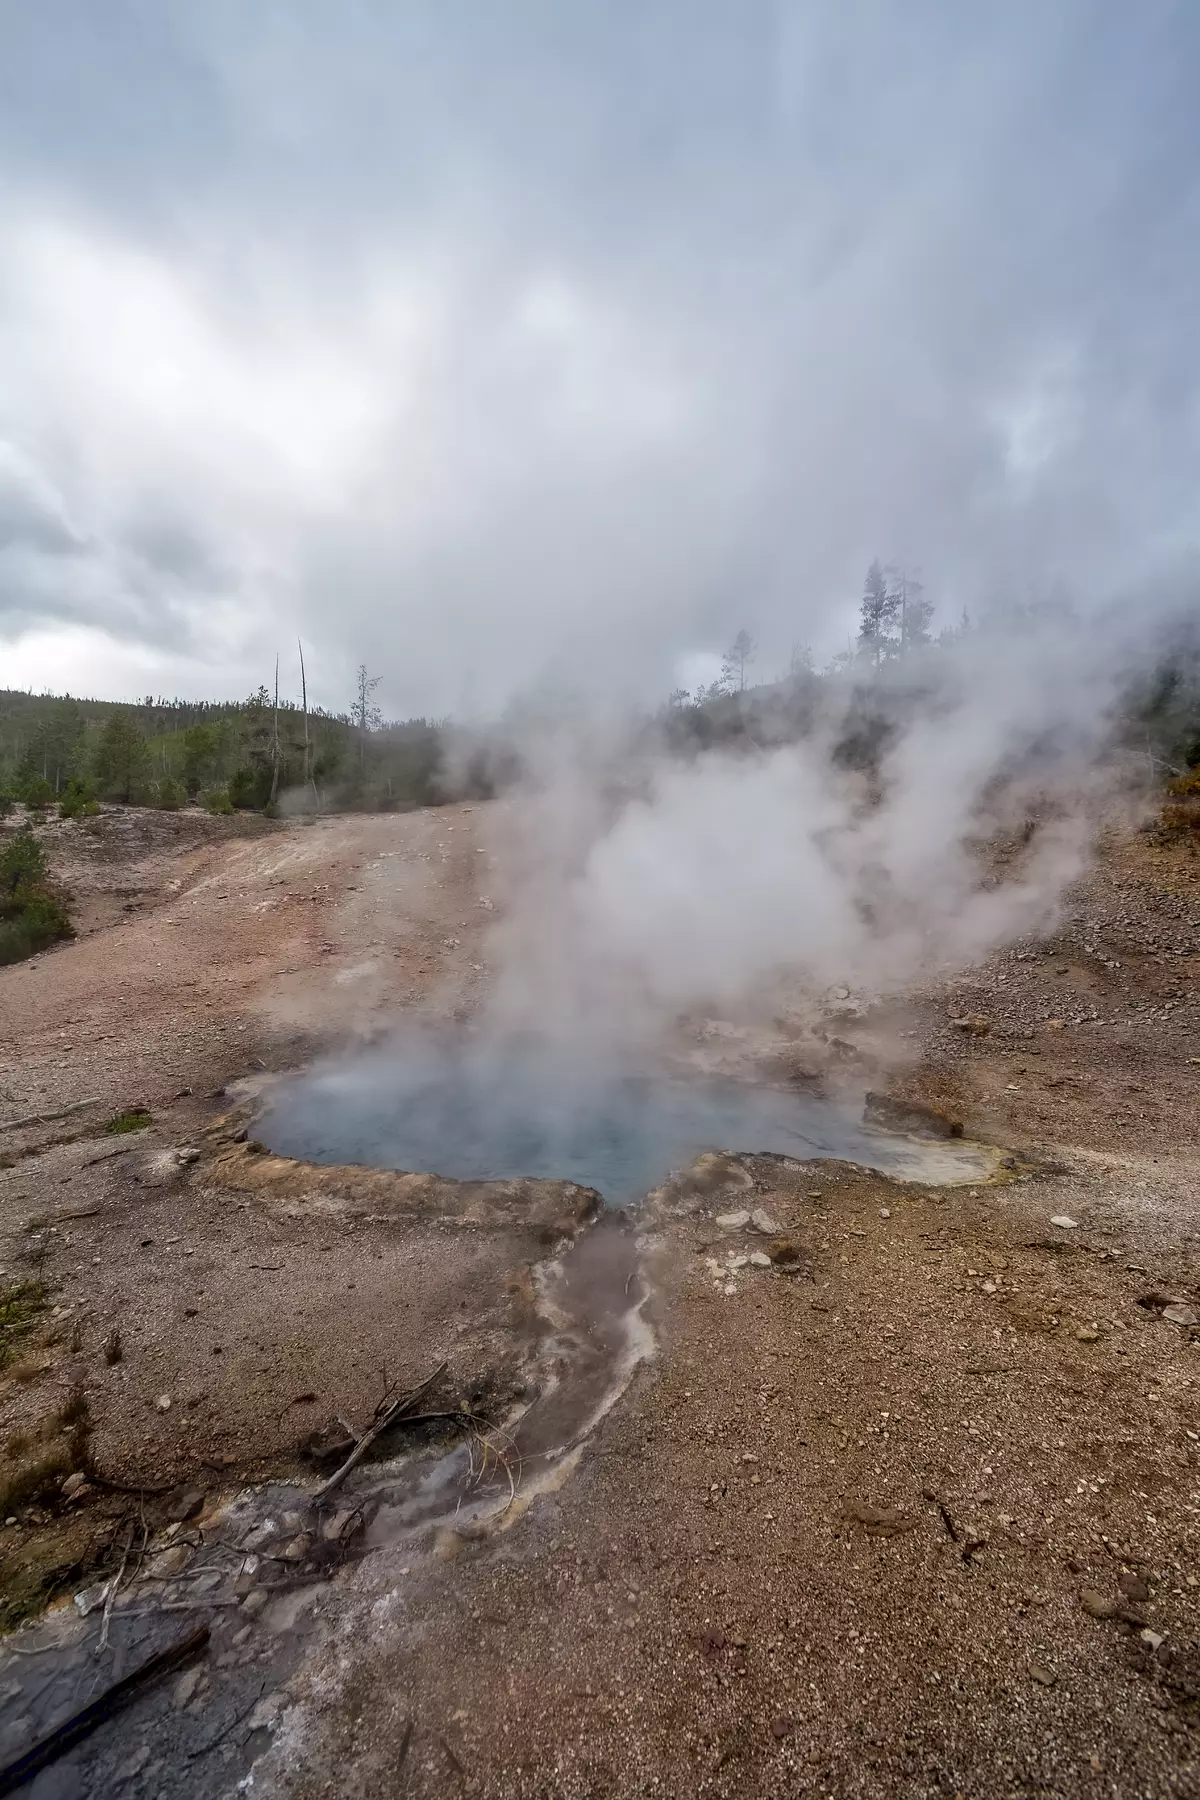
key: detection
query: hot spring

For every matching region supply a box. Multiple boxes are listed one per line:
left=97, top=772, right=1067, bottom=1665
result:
left=257, top=1034, right=997, bottom=1198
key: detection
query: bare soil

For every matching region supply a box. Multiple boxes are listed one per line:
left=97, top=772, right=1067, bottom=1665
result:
left=0, top=800, right=1197, bottom=1798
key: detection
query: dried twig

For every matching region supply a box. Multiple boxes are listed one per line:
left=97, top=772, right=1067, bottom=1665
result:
left=313, top=1362, right=448, bottom=1503
left=95, top=1521, right=134, bottom=1657
left=0, top=1626, right=208, bottom=1796
left=0, top=1098, right=100, bottom=1134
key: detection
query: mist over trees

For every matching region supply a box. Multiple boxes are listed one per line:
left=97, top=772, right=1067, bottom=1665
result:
left=0, top=562, right=1197, bottom=822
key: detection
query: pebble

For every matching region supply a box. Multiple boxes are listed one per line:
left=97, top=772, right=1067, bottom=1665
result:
left=716, top=1211, right=750, bottom=1231
left=1119, top=1571, right=1151, bottom=1603
left=61, top=1470, right=88, bottom=1499
left=1049, top=1216, right=1079, bottom=1230
left=1075, top=1325, right=1100, bottom=1342
left=1140, top=1628, right=1165, bottom=1651
left=750, top=1208, right=780, bottom=1235
left=1162, top=1302, right=1198, bottom=1328
left=1029, top=1663, right=1057, bottom=1687
left=173, top=1665, right=205, bottom=1708
left=748, top=1251, right=772, bottom=1268
left=1080, top=1588, right=1116, bottom=1619
left=155, top=1393, right=172, bottom=1411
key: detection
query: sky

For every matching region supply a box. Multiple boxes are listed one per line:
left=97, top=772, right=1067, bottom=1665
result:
left=0, top=2, right=1198, bottom=718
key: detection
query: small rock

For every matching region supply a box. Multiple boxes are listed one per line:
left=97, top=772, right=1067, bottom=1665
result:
left=1029, top=1663, right=1057, bottom=1687
left=1119, top=1571, right=1151, bottom=1603
left=155, top=1393, right=172, bottom=1412
left=149, top=1543, right=192, bottom=1578
left=115, top=1746, right=151, bottom=1780
left=279, top=1532, right=313, bottom=1563
left=950, top=1014, right=991, bottom=1034
left=61, top=1470, right=89, bottom=1499
left=770, top=1716, right=794, bottom=1739
left=715, top=1211, right=750, bottom=1231
left=1080, top=1588, right=1116, bottom=1619
left=750, top=1208, right=780, bottom=1235
left=166, top=1488, right=206, bottom=1523
left=1049, top=1216, right=1078, bottom=1230
left=1075, top=1325, right=1100, bottom=1342
left=433, top=1527, right=463, bottom=1562
left=321, top=1507, right=362, bottom=1543
left=981, top=1280, right=998, bottom=1296
left=1140, top=1628, right=1165, bottom=1651
left=173, top=1665, right=205, bottom=1708
left=879, top=1207, right=891, bottom=1219
left=241, top=1589, right=269, bottom=1616
left=1162, top=1302, right=1199, bottom=1328
left=748, top=1251, right=772, bottom=1268
left=175, top=1147, right=202, bottom=1164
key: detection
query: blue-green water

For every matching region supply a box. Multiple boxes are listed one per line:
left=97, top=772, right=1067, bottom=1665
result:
left=258, top=1036, right=993, bottom=1200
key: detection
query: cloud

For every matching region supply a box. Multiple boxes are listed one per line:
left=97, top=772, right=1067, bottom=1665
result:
left=0, top=3, right=1197, bottom=710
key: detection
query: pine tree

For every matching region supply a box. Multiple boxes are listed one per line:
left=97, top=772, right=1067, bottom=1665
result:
left=94, top=709, right=149, bottom=803
left=857, top=561, right=899, bottom=667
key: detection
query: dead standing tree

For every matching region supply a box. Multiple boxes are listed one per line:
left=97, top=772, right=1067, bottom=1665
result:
left=353, top=663, right=383, bottom=780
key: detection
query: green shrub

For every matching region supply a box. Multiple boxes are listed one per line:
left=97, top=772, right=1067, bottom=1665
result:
left=0, top=827, right=73, bottom=965
left=18, top=774, right=54, bottom=811
left=155, top=775, right=184, bottom=811
left=201, top=787, right=234, bottom=815
left=228, top=765, right=271, bottom=810
left=58, top=779, right=99, bottom=820
left=0, top=791, right=13, bottom=819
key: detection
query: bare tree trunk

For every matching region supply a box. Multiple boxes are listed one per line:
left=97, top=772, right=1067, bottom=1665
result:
left=298, top=637, right=317, bottom=811
left=269, top=655, right=280, bottom=807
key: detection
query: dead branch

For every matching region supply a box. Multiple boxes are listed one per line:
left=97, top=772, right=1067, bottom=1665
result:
left=0, top=1625, right=208, bottom=1795
left=313, top=1362, right=448, bottom=1503
left=0, top=1098, right=100, bottom=1134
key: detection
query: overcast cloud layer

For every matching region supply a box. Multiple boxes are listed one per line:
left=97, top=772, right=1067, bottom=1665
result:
left=0, top=2, right=1197, bottom=715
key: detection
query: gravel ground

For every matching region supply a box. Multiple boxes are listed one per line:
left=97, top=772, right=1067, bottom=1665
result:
left=0, top=802, right=1196, bottom=1797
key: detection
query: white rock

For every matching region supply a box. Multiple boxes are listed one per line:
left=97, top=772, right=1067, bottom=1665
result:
left=1049, top=1215, right=1079, bottom=1230
left=1162, top=1302, right=1198, bottom=1328
left=749, top=1208, right=780, bottom=1235
left=748, top=1251, right=772, bottom=1268
left=716, top=1210, right=750, bottom=1231
left=1140, top=1628, right=1166, bottom=1651
left=155, top=1393, right=172, bottom=1411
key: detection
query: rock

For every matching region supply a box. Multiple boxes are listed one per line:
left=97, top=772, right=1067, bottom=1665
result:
left=1030, top=1663, right=1057, bottom=1687
left=74, top=1580, right=112, bottom=1617
left=748, top=1251, right=772, bottom=1268
left=175, top=1147, right=202, bottom=1164
left=61, top=1470, right=88, bottom=1499
left=879, top=1207, right=891, bottom=1219
left=950, top=1014, right=991, bottom=1035
left=279, top=1532, right=313, bottom=1563
left=1140, top=1628, right=1165, bottom=1651
left=1119, top=1571, right=1151, bottom=1603
left=149, top=1543, right=192, bottom=1579
left=1080, top=1588, right=1117, bottom=1619
left=155, top=1393, right=172, bottom=1411
left=981, top=1279, right=998, bottom=1296
left=115, top=1746, right=151, bottom=1781
left=166, top=1488, right=206, bottom=1523
left=1162, top=1302, right=1199, bottom=1328
left=173, top=1665, right=205, bottom=1708
left=1049, top=1216, right=1079, bottom=1230
left=241, top=1589, right=268, bottom=1616
left=842, top=1501, right=911, bottom=1537
left=770, top=1716, right=794, bottom=1739
left=321, top=1507, right=362, bottom=1543
left=716, top=1210, right=750, bottom=1231
left=750, top=1208, right=780, bottom=1235
left=1075, top=1325, right=1100, bottom=1342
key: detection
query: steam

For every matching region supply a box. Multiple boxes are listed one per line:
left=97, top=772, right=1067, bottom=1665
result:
left=479, top=611, right=1143, bottom=1064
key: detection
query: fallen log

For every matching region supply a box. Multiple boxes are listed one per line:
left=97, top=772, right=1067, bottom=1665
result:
left=0, top=1624, right=209, bottom=1795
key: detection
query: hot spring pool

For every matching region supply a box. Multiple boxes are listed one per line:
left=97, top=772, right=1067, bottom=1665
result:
left=257, top=1037, right=996, bottom=1200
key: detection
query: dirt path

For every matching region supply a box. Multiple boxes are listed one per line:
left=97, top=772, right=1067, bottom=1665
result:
left=0, top=803, right=1197, bottom=1798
